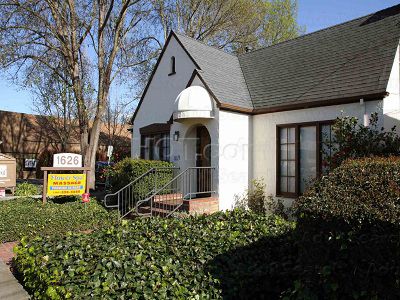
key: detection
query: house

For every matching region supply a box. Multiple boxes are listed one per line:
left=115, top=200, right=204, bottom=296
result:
left=131, top=5, right=400, bottom=211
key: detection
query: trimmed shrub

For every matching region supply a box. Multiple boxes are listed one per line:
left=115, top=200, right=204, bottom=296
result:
left=0, top=197, right=117, bottom=242
left=295, top=157, right=400, bottom=226
left=14, top=210, right=294, bottom=299
left=291, top=157, right=400, bottom=299
left=15, top=182, right=40, bottom=196
left=107, top=158, right=175, bottom=193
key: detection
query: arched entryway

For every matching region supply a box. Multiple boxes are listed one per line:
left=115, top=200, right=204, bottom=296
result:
left=195, top=126, right=212, bottom=197
left=182, top=124, right=213, bottom=198
left=195, top=125, right=211, bottom=168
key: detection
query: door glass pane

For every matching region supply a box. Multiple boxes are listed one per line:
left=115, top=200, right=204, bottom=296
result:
left=288, top=177, right=296, bottom=193
left=300, top=126, right=317, bottom=193
left=280, top=128, right=287, bottom=144
left=288, top=144, right=295, bottom=160
left=288, top=161, right=296, bottom=177
left=288, top=127, right=296, bottom=143
left=280, top=177, right=288, bottom=193
left=280, top=161, right=288, bottom=176
left=280, top=144, right=287, bottom=160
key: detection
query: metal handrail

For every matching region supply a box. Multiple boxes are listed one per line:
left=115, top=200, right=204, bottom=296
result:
left=104, top=168, right=154, bottom=208
left=103, top=167, right=179, bottom=218
left=135, top=167, right=216, bottom=217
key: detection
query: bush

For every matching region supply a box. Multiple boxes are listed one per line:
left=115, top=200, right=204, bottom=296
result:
left=291, top=157, right=400, bottom=298
left=15, top=182, right=40, bottom=196
left=295, top=157, right=400, bottom=226
left=107, top=158, right=174, bottom=193
left=0, top=197, right=117, bottom=242
left=234, top=179, right=290, bottom=219
left=234, top=179, right=267, bottom=213
left=327, top=113, right=400, bottom=168
left=14, top=210, right=294, bottom=299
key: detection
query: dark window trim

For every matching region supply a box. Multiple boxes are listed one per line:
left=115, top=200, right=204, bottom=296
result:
left=276, top=120, right=334, bottom=198
left=140, top=123, right=171, bottom=135
left=140, top=128, right=171, bottom=162
left=168, top=56, right=176, bottom=76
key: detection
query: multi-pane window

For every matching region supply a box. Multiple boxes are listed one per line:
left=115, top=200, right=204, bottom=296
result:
left=277, top=121, right=334, bottom=197
left=279, top=127, right=296, bottom=195
left=140, top=133, right=170, bottom=162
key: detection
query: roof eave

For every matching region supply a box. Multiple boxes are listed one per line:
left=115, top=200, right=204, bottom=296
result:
left=252, top=92, right=389, bottom=115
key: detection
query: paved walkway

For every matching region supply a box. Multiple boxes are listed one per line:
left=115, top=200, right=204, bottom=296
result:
left=0, top=242, right=29, bottom=299
left=0, top=195, right=41, bottom=201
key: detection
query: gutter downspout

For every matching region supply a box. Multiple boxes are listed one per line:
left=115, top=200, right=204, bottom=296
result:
left=360, top=98, right=369, bottom=126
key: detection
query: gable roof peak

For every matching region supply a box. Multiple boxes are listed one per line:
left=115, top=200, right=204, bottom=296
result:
left=173, top=32, right=238, bottom=58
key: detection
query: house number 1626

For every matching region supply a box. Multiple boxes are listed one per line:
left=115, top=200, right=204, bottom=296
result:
left=53, top=153, right=82, bottom=168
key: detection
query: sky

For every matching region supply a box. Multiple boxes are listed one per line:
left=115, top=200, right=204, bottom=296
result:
left=0, top=0, right=399, bottom=114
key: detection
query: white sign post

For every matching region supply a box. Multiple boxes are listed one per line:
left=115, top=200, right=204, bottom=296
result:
left=53, top=153, right=82, bottom=168
left=107, top=145, right=113, bottom=158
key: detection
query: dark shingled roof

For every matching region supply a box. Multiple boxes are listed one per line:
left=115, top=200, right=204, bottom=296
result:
left=176, top=4, right=400, bottom=111
left=175, top=33, right=253, bottom=109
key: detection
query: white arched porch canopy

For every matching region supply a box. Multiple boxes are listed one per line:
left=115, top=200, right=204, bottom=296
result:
left=173, top=86, right=214, bottom=121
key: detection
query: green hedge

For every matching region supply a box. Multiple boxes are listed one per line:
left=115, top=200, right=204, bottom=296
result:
left=14, top=210, right=294, bottom=299
left=107, top=158, right=175, bottom=193
left=296, top=156, right=400, bottom=226
left=13, top=158, right=400, bottom=299
left=291, top=157, right=400, bottom=298
left=0, top=197, right=117, bottom=242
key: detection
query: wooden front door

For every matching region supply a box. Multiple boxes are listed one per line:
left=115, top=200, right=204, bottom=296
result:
left=195, top=126, right=211, bottom=197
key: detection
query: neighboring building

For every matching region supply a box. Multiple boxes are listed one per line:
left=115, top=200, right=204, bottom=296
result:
left=131, top=5, right=400, bottom=210
left=0, top=110, right=131, bottom=179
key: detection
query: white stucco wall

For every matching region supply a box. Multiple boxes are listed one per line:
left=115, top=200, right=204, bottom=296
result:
left=218, top=111, right=251, bottom=210
left=384, top=45, right=400, bottom=129
left=132, top=36, right=197, bottom=157
left=252, top=100, right=384, bottom=198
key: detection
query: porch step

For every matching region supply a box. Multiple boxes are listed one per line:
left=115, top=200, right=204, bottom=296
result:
left=138, top=206, right=175, bottom=217
left=153, top=193, right=183, bottom=202
left=153, top=199, right=183, bottom=211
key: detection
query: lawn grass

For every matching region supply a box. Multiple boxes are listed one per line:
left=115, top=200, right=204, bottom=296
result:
left=0, top=197, right=117, bottom=242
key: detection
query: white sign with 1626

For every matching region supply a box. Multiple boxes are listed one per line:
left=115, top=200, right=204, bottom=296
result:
left=53, top=153, right=82, bottom=168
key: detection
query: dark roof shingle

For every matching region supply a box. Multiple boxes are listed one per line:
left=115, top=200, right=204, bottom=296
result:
left=175, top=33, right=253, bottom=109
left=176, top=4, right=400, bottom=111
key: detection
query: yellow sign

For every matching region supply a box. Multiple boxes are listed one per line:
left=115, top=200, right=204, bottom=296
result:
left=47, top=174, right=86, bottom=196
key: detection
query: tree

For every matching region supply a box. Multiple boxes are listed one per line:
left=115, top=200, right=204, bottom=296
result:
left=150, top=0, right=303, bottom=53
left=133, top=0, right=303, bottom=89
left=102, top=98, right=131, bottom=160
left=0, top=0, right=156, bottom=188
left=0, top=0, right=302, bottom=187
left=31, top=68, right=79, bottom=153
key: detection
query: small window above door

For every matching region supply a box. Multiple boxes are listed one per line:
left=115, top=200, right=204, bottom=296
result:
left=168, top=56, right=176, bottom=76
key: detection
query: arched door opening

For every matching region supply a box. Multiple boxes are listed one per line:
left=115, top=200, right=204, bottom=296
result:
left=195, top=125, right=211, bottom=197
